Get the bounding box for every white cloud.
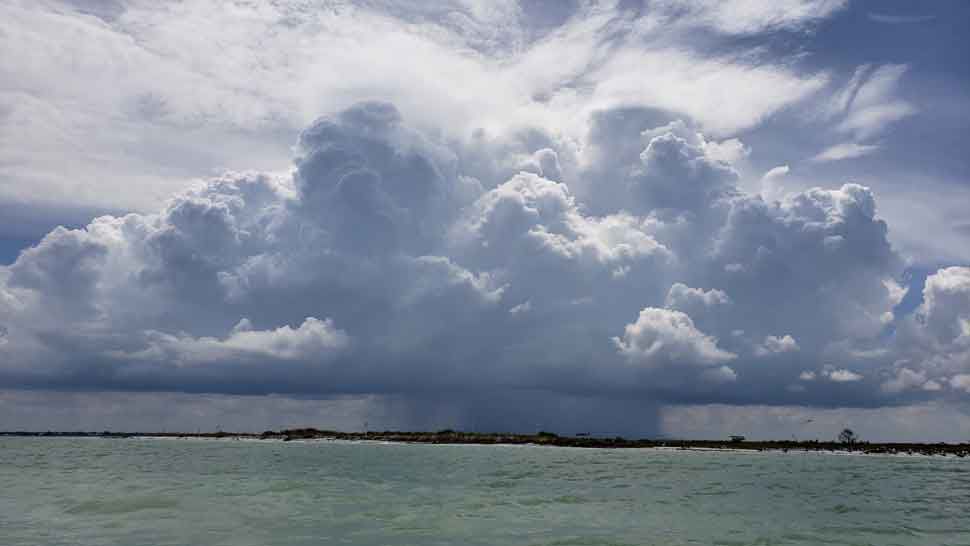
[824,368,863,383]
[811,142,880,162]
[867,13,936,25]
[881,367,929,394]
[950,374,970,393]
[756,335,799,356]
[665,283,731,311]
[872,266,970,400]
[2,1,969,437]
[701,365,738,383]
[652,0,848,35]
[760,164,790,202]
[122,317,350,365]
[702,138,750,164]
[0,0,838,214]
[613,307,736,368]
[588,48,829,137]
[509,300,532,315]
[453,171,670,271]
[812,63,916,163]
[712,182,903,344]
[914,266,970,344]
[827,64,916,139]
[762,165,790,180]
[631,129,739,213]
[839,103,916,141]
[883,278,908,307]
[0,94,961,430]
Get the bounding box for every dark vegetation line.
[2,429,969,457]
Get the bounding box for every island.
[2,429,969,457]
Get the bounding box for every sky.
[1,0,969,441]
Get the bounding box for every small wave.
[829,503,860,514]
[65,495,179,515]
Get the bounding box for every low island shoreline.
[3,429,969,457]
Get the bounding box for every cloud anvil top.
[1,0,968,438]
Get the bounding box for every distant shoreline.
[3,429,969,457]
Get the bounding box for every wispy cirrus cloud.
[0,0,832,213]
[651,0,848,35]
[811,142,879,162]
[868,13,936,25]
[811,64,916,162]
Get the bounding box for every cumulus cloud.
[613,308,736,370]
[762,165,790,180]
[951,375,970,394]
[665,283,731,311]
[824,368,863,383]
[881,367,940,394]
[756,335,799,356]
[710,182,903,350]
[884,267,970,397]
[632,130,739,213]
[117,317,349,365]
[915,266,970,344]
[760,164,789,202]
[454,172,668,270]
[3,1,969,438]
[0,96,967,432]
[702,138,750,164]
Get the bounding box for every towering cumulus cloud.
[0,101,968,434]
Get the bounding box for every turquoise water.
[1,438,969,545]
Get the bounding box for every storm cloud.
[1,97,967,435]
[1,0,969,436]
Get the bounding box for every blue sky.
[1,0,969,440]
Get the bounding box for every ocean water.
[1,438,969,546]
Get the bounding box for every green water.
[1,438,968,545]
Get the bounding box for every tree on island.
[838,428,857,444]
